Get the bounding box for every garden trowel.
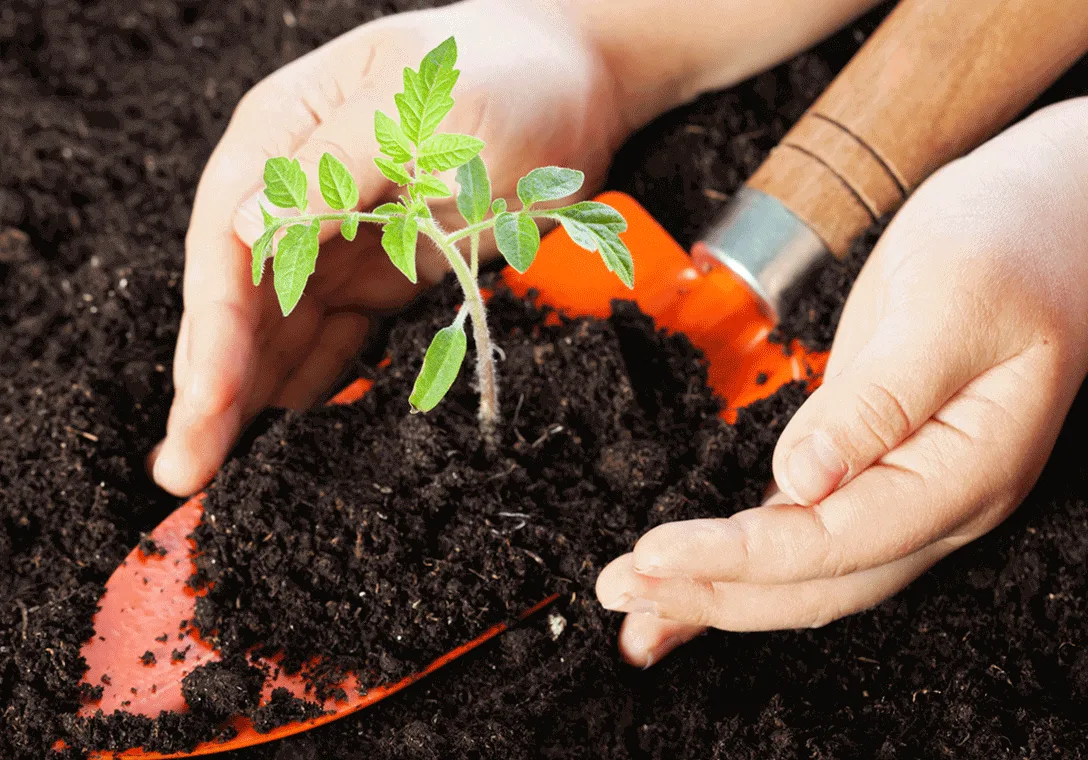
[76,0,1088,756]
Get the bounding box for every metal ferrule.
[692,188,831,323]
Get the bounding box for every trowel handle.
[749,0,1088,257]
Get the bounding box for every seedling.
[250,37,633,438]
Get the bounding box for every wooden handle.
[748,0,1088,257]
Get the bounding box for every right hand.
[596,97,1088,665]
[150,0,630,496]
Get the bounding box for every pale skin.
[151,0,1088,666]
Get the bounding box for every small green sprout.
[250,37,634,438]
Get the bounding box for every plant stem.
[445,217,495,245]
[421,218,500,440]
[444,210,554,246]
[268,211,392,231]
[470,231,480,279]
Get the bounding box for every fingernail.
[783,430,847,505]
[601,593,659,616]
[632,559,663,577]
[151,440,177,491]
[647,634,686,669]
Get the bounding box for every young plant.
[250,37,634,438]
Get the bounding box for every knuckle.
[689,606,716,630]
[809,508,850,579]
[851,380,912,454]
[683,582,719,629]
[732,517,753,574]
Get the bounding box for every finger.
[233,86,398,247]
[153,300,258,495]
[274,310,371,409]
[772,307,1007,506]
[616,613,704,668]
[633,347,1062,585]
[304,226,429,311]
[770,218,1028,507]
[241,294,324,418]
[599,542,945,632]
[155,55,364,495]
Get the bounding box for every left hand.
[596,97,1088,667]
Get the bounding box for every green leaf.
[553,201,627,232]
[318,153,359,211]
[260,202,275,228]
[251,227,276,286]
[272,222,321,315]
[552,202,634,288]
[263,157,308,211]
[373,202,405,216]
[374,156,412,185]
[516,167,584,208]
[395,49,459,146]
[381,212,419,283]
[341,215,359,242]
[414,174,452,198]
[416,133,484,173]
[420,36,458,78]
[374,110,413,163]
[491,197,507,215]
[494,212,540,273]
[412,198,432,218]
[455,155,491,224]
[597,231,634,288]
[409,321,467,413]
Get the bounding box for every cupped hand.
[597,98,1088,667]
[150,0,629,495]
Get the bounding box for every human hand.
[596,98,1088,667]
[149,0,632,495]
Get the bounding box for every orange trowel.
[75,0,1088,756]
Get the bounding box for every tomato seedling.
[251,37,633,438]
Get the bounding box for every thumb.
[772,268,1010,507]
[233,88,395,247]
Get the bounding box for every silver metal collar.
[692,188,830,323]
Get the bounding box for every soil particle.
[137,535,167,558]
[181,658,266,721]
[250,689,326,734]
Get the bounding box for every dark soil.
[2,1,1087,759]
[185,287,798,706]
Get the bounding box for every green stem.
[267,211,392,231]
[453,303,470,329]
[446,218,496,245]
[470,231,480,279]
[445,210,557,246]
[421,218,500,439]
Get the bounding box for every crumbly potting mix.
[4,1,1088,759]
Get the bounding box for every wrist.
[538,0,885,131]
[542,0,706,132]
